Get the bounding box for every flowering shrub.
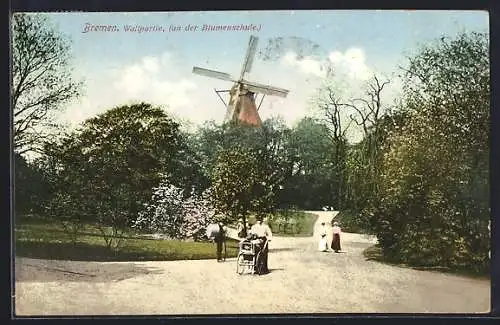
[179,188,216,240]
[133,176,216,241]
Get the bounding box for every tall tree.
[313,83,353,209]
[283,117,337,209]
[211,144,280,232]
[12,13,83,155]
[46,103,187,248]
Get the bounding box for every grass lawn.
[245,210,318,237]
[363,244,490,279]
[15,217,239,262]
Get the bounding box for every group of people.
[318,220,342,253]
[209,216,340,275]
[208,216,273,273]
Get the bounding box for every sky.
[31,10,489,139]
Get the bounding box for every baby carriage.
[236,235,268,275]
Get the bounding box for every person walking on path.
[331,221,342,253]
[213,222,226,262]
[318,222,328,252]
[250,216,273,273]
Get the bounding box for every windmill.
[192,35,289,127]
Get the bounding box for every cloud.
[112,52,198,116]
[327,48,372,80]
[280,52,327,78]
[57,52,203,128]
[280,47,372,81]
[142,56,160,74]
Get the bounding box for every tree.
[211,146,276,233]
[370,32,489,271]
[341,75,392,212]
[12,13,83,155]
[46,103,187,249]
[283,117,337,209]
[193,118,291,205]
[313,82,353,209]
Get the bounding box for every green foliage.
[368,32,490,272]
[282,118,339,209]
[196,117,341,210]
[45,103,187,249]
[14,153,54,216]
[211,145,276,225]
[194,118,290,183]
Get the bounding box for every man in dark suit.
[214,221,226,262]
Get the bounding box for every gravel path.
[14,211,490,315]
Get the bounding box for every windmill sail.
[224,84,239,122]
[242,79,289,98]
[239,36,259,79]
[192,67,235,82]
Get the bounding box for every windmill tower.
[192,35,290,127]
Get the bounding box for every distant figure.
[331,221,342,253]
[250,216,273,274]
[237,218,246,239]
[318,222,328,252]
[488,220,491,259]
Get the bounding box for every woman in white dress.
[318,222,328,252]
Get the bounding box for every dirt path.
[14,211,490,315]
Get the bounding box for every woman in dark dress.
[331,221,341,253]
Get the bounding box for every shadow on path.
[16,260,164,283]
[269,247,296,253]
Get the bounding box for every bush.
[133,176,216,241]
